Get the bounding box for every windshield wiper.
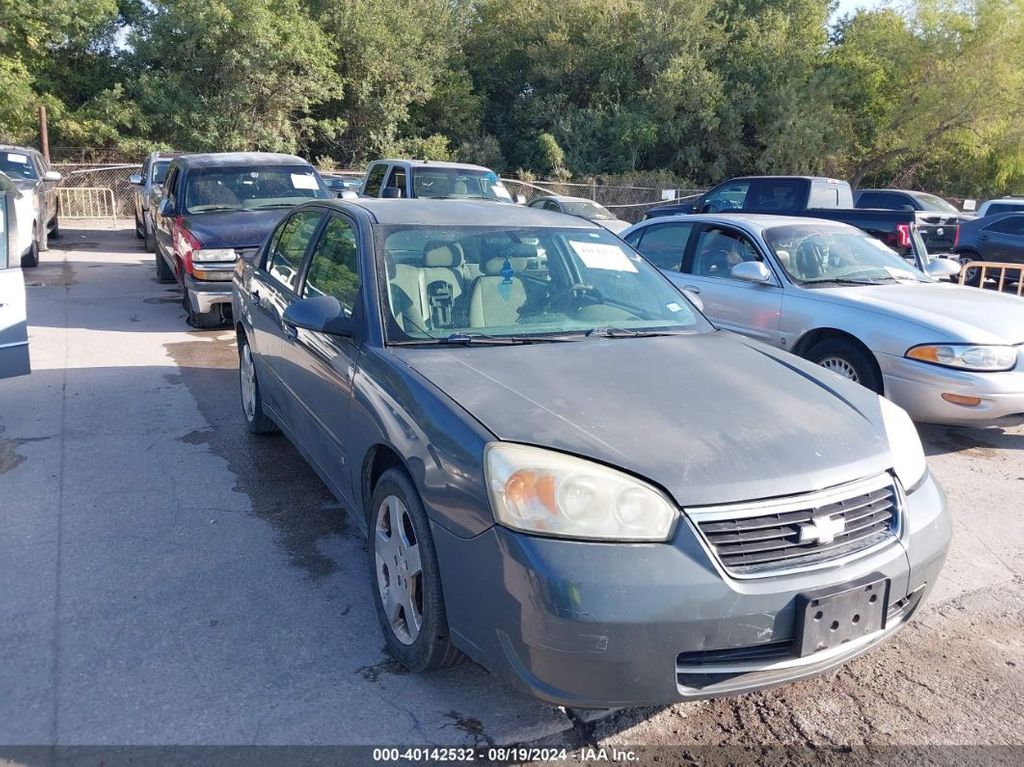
[801,277,892,286]
[246,201,303,210]
[392,332,575,346]
[584,326,691,338]
[188,205,243,213]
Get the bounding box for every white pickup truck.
[360,159,521,203]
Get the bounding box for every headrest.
[423,242,460,268]
[483,256,530,276]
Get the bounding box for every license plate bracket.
[794,578,889,657]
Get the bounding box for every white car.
[527,194,631,234]
[0,180,30,379]
[0,145,61,267]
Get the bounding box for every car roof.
[534,194,600,203]
[329,199,603,228]
[728,175,844,183]
[371,159,494,172]
[0,145,41,157]
[633,212,861,233]
[174,152,310,168]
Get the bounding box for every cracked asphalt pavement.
[1,225,1022,750]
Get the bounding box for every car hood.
[595,218,631,234]
[811,282,1024,345]
[394,333,892,507]
[182,208,295,249]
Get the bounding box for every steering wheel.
[569,283,604,308]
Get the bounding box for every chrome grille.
[689,475,900,577]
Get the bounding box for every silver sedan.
[623,213,1024,426]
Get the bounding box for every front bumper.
[879,352,1024,427]
[183,273,233,314]
[432,473,949,708]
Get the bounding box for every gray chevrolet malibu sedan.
[232,199,950,707]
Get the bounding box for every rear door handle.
[251,289,261,306]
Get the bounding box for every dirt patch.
[443,711,494,747]
[163,335,347,580]
[357,657,409,682]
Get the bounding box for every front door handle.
[681,284,701,294]
[251,289,261,306]
[282,321,298,341]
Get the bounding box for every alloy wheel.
[374,495,423,645]
[239,344,257,422]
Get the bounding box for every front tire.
[182,287,224,329]
[37,221,48,252]
[135,211,145,239]
[21,241,39,268]
[156,249,175,282]
[238,336,278,434]
[807,338,883,393]
[369,469,461,673]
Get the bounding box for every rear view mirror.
[682,289,704,313]
[129,174,144,185]
[283,295,354,337]
[731,261,773,283]
[340,190,359,200]
[515,193,527,205]
[382,187,402,199]
[925,258,962,280]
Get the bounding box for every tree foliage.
[0,0,1021,196]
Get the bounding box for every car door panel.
[0,193,30,379]
[675,224,783,344]
[275,214,363,504]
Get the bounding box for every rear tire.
[958,252,982,286]
[368,469,461,673]
[144,224,156,253]
[135,211,144,239]
[37,221,48,253]
[807,337,882,394]
[21,241,39,268]
[50,217,60,240]
[238,336,279,434]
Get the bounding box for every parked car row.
[0,144,62,267]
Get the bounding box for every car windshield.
[183,166,327,213]
[380,225,711,342]
[764,225,929,285]
[911,192,959,214]
[560,200,616,221]
[410,168,512,202]
[1,151,37,181]
[152,160,171,185]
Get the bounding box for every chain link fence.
[46,162,700,224]
[52,163,141,220]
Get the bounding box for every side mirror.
[899,204,916,212]
[381,187,402,199]
[43,170,62,183]
[283,295,354,337]
[129,174,144,185]
[515,193,527,205]
[731,261,773,283]
[925,257,962,280]
[340,190,359,200]
[157,198,176,217]
[682,289,704,313]
[962,199,977,212]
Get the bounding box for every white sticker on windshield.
[291,173,319,190]
[569,241,638,272]
[6,153,29,164]
[666,302,682,312]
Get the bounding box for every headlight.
[191,248,238,262]
[878,397,927,492]
[906,344,1017,372]
[484,443,678,541]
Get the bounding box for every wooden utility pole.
[38,106,50,164]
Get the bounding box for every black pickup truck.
[649,176,855,217]
[797,208,938,270]
[853,189,963,252]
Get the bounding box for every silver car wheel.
[374,495,423,646]
[239,344,257,422]
[818,355,860,383]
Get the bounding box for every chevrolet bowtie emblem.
[798,515,845,545]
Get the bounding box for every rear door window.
[266,210,323,291]
[985,215,1024,236]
